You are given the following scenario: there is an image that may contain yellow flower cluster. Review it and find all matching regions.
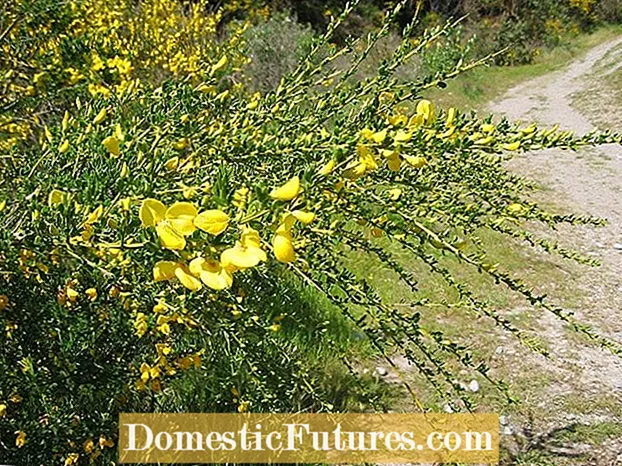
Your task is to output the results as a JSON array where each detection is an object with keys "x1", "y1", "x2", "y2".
[
  {"x1": 138, "y1": 175, "x2": 317, "y2": 293},
  {"x1": 337, "y1": 100, "x2": 435, "y2": 180}
]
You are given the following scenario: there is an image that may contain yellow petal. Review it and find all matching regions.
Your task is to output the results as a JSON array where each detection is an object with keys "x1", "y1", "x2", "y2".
[
  {"x1": 291, "y1": 210, "x2": 315, "y2": 224},
  {"x1": 343, "y1": 161, "x2": 366, "y2": 180},
  {"x1": 403, "y1": 155, "x2": 427, "y2": 168},
  {"x1": 269, "y1": 176, "x2": 301, "y2": 201},
  {"x1": 221, "y1": 245, "x2": 266, "y2": 271},
  {"x1": 357, "y1": 144, "x2": 378, "y2": 170},
  {"x1": 273, "y1": 232, "x2": 296, "y2": 263},
  {"x1": 318, "y1": 159, "x2": 336, "y2": 176},
  {"x1": 201, "y1": 268, "x2": 233, "y2": 290},
  {"x1": 58, "y1": 140, "x2": 70, "y2": 153},
  {"x1": 102, "y1": 135, "x2": 120, "y2": 157},
  {"x1": 139, "y1": 199, "x2": 166, "y2": 227},
  {"x1": 165, "y1": 156, "x2": 179, "y2": 171},
  {"x1": 277, "y1": 213, "x2": 297, "y2": 233},
  {"x1": 211, "y1": 55, "x2": 228, "y2": 74},
  {"x1": 371, "y1": 129, "x2": 387, "y2": 143},
  {"x1": 446, "y1": 107, "x2": 456, "y2": 127},
  {"x1": 84, "y1": 205, "x2": 103, "y2": 225},
  {"x1": 165, "y1": 202, "x2": 198, "y2": 236},
  {"x1": 190, "y1": 258, "x2": 233, "y2": 290},
  {"x1": 416, "y1": 99, "x2": 434, "y2": 123},
  {"x1": 175, "y1": 266, "x2": 202, "y2": 291},
  {"x1": 93, "y1": 108, "x2": 107, "y2": 124},
  {"x1": 194, "y1": 210, "x2": 229, "y2": 235},
  {"x1": 394, "y1": 130, "x2": 413, "y2": 143},
  {"x1": 48, "y1": 189, "x2": 65, "y2": 207},
  {"x1": 474, "y1": 135, "x2": 494, "y2": 145},
  {"x1": 507, "y1": 203, "x2": 523, "y2": 214},
  {"x1": 502, "y1": 141, "x2": 521, "y2": 151},
  {"x1": 153, "y1": 261, "x2": 179, "y2": 281},
  {"x1": 240, "y1": 226, "x2": 262, "y2": 249},
  {"x1": 156, "y1": 222, "x2": 186, "y2": 250}
]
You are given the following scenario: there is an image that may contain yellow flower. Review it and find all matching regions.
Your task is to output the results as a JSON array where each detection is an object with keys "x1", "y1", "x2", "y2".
[
  {"x1": 416, "y1": 99, "x2": 435, "y2": 123},
  {"x1": 273, "y1": 231, "x2": 295, "y2": 263},
  {"x1": 155, "y1": 222, "x2": 186, "y2": 250},
  {"x1": 66, "y1": 287, "x2": 79, "y2": 303},
  {"x1": 153, "y1": 261, "x2": 179, "y2": 281},
  {"x1": 403, "y1": 155, "x2": 427, "y2": 168},
  {"x1": 318, "y1": 159, "x2": 335, "y2": 176},
  {"x1": 211, "y1": 55, "x2": 228, "y2": 74},
  {"x1": 481, "y1": 123, "x2": 495, "y2": 133},
  {"x1": 48, "y1": 189, "x2": 66, "y2": 207},
  {"x1": 139, "y1": 199, "x2": 166, "y2": 227},
  {"x1": 189, "y1": 257, "x2": 233, "y2": 290},
  {"x1": 269, "y1": 176, "x2": 301, "y2": 201},
  {"x1": 291, "y1": 210, "x2": 315, "y2": 224},
  {"x1": 382, "y1": 149, "x2": 401, "y2": 171},
  {"x1": 393, "y1": 130, "x2": 413, "y2": 143},
  {"x1": 134, "y1": 313, "x2": 147, "y2": 338},
  {"x1": 474, "y1": 135, "x2": 494, "y2": 145},
  {"x1": 165, "y1": 202, "x2": 198, "y2": 236},
  {"x1": 502, "y1": 141, "x2": 521, "y2": 151},
  {"x1": 153, "y1": 301, "x2": 167, "y2": 314},
  {"x1": 85, "y1": 288, "x2": 97, "y2": 301},
  {"x1": 102, "y1": 135, "x2": 120, "y2": 157},
  {"x1": 165, "y1": 156, "x2": 179, "y2": 171},
  {"x1": 140, "y1": 200, "x2": 197, "y2": 250},
  {"x1": 446, "y1": 107, "x2": 456, "y2": 127},
  {"x1": 0, "y1": 403, "x2": 6, "y2": 417},
  {"x1": 58, "y1": 139, "x2": 70, "y2": 153},
  {"x1": 175, "y1": 265, "x2": 202, "y2": 292},
  {"x1": 140, "y1": 362, "x2": 151, "y2": 382},
  {"x1": 84, "y1": 205, "x2": 103, "y2": 225},
  {"x1": 83, "y1": 439, "x2": 94, "y2": 454},
  {"x1": 371, "y1": 129, "x2": 387, "y2": 143},
  {"x1": 194, "y1": 210, "x2": 229, "y2": 235},
  {"x1": 221, "y1": 244, "x2": 267, "y2": 272},
  {"x1": 358, "y1": 144, "x2": 378, "y2": 171},
  {"x1": 507, "y1": 203, "x2": 524, "y2": 214},
  {"x1": 64, "y1": 453, "x2": 79, "y2": 466},
  {"x1": 388, "y1": 188, "x2": 402, "y2": 200},
  {"x1": 388, "y1": 113, "x2": 408, "y2": 126},
  {"x1": 521, "y1": 124, "x2": 536, "y2": 135},
  {"x1": 93, "y1": 108, "x2": 107, "y2": 125},
  {"x1": 343, "y1": 160, "x2": 366, "y2": 180},
  {"x1": 99, "y1": 435, "x2": 114, "y2": 449},
  {"x1": 0, "y1": 295, "x2": 7, "y2": 311},
  {"x1": 15, "y1": 430, "x2": 26, "y2": 448},
  {"x1": 62, "y1": 110, "x2": 70, "y2": 132}
]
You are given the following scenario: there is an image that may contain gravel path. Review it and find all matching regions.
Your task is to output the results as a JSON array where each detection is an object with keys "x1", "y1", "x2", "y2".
[{"x1": 487, "y1": 37, "x2": 622, "y2": 464}]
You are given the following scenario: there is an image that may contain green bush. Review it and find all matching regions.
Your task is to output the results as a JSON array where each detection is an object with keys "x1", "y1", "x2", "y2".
[{"x1": 243, "y1": 12, "x2": 318, "y2": 92}]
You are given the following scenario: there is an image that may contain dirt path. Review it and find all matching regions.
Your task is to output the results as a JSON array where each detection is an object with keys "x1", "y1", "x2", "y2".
[{"x1": 487, "y1": 38, "x2": 622, "y2": 464}]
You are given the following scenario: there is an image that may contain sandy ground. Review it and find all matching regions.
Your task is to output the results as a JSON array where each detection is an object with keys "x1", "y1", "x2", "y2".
[{"x1": 486, "y1": 37, "x2": 622, "y2": 464}]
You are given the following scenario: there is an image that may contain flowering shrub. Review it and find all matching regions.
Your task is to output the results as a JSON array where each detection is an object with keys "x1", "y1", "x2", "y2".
[{"x1": 1, "y1": 0, "x2": 621, "y2": 464}]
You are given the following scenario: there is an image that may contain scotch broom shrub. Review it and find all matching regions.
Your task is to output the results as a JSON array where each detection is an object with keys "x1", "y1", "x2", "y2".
[{"x1": 1, "y1": 0, "x2": 621, "y2": 464}]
